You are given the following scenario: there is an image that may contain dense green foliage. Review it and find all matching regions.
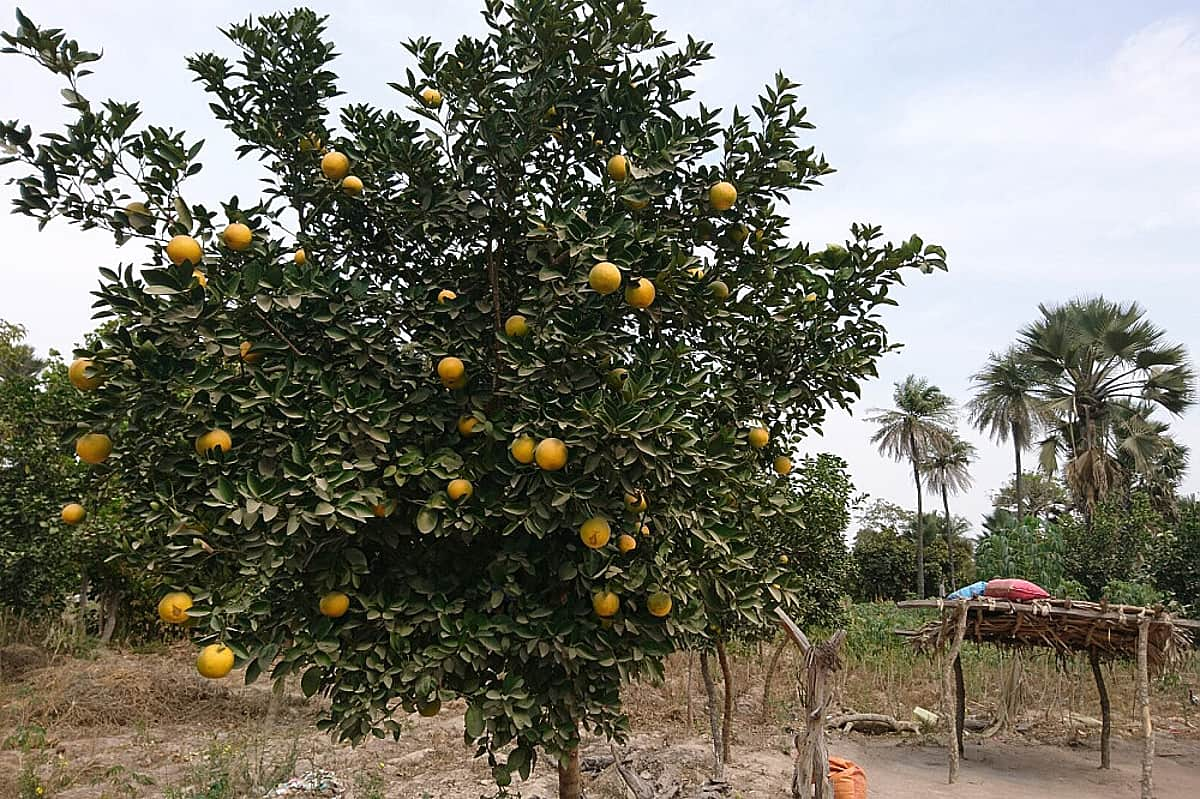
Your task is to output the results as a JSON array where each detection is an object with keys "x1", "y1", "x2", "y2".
[
  {"x1": 1149, "y1": 497, "x2": 1200, "y2": 613},
  {"x1": 1059, "y1": 491, "x2": 1162, "y2": 600},
  {"x1": 1, "y1": 1, "x2": 945, "y2": 784},
  {"x1": 974, "y1": 516, "x2": 1080, "y2": 598},
  {"x1": 850, "y1": 500, "x2": 973, "y2": 600}
]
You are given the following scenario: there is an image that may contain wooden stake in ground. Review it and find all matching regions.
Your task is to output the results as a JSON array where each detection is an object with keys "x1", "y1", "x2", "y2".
[
  {"x1": 943, "y1": 601, "x2": 969, "y2": 785},
  {"x1": 1137, "y1": 619, "x2": 1153, "y2": 799},
  {"x1": 1089, "y1": 648, "x2": 1111, "y2": 769}
]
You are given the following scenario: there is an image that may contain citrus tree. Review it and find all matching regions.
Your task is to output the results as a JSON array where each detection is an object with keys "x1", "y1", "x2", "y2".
[{"x1": 1, "y1": 2, "x2": 945, "y2": 794}]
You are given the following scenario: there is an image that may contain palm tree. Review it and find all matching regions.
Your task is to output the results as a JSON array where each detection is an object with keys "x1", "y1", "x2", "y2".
[
  {"x1": 923, "y1": 435, "x2": 977, "y2": 589},
  {"x1": 868, "y1": 375, "x2": 955, "y2": 597},
  {"x1": 967, "y1": 346, "x2": 1044, "y2": 521},
  {"x1": 1019, "y1": 298, "x2": 1195, "y2": 516}
]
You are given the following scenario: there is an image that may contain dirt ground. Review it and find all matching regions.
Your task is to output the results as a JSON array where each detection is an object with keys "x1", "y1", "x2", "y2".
[{"x1": 2, "y1": 645, "x2": 1199, "y2": 798}]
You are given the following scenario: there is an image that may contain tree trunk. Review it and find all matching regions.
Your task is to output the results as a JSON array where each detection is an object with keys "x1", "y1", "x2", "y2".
[
  {"x1": 699, "y1": 651, "x2": 724, "y2": 780},
  {"x1": 954, "y1": 653, "x2": 966, "y2": 756},
  {"x1": 944, "y1": 602, "x2": 969, "y2": 784},
  {"x1": 910, "y1": 430, "x2": 925, "y2": 599},
  {"x1": 686, "y1": 650, "x2": 695, "y2": 729},
  {"x1": 1013, "y1": 431, "x2": 1024, "y2": 521},
  {"x1": 1137, "y1": 620, "x2": 1153, "y2": 799},
  {"x1": 98, "y1": 590, "x2": 121, "y2": 645},
  {"x1": 1089, "y1": 649, "x2": 1111, "y2": 769},
  {"x1": 716, "y1": 640, "x2": 735, "y2": 765},
  {"x1": 77, "y1": 569, "x2": 90, "y2": 638},
  {"x1": 761, "y1": 636, "x2": 787, "y2": 722},
  {"x1": 557, "y1": 746, "x2": 581, "y2": 799},
  {"x1": 942, "y1": 484, "x2": 956, "y2": 590}
]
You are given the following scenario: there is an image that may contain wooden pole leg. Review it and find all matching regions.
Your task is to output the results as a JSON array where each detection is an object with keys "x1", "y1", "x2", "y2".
[{"x1": 1089, "y1": 649, "x2": 1111, "y2": 770}]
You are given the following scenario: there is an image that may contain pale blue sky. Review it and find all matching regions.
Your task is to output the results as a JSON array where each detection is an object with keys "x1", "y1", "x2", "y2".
[{"x1": 2, "y1": 1, "x2": 1198, "y2": 533}]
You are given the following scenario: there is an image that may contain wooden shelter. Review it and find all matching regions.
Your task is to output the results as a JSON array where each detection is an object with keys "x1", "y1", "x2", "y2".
[{"x1": 895, "y1": 598, "x2": 1198, "y2": 799}]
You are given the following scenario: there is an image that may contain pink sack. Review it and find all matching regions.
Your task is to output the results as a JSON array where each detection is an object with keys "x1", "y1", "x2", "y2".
[{"x1": 985, "y1": 578, "x2": 1050, "y2": 602}]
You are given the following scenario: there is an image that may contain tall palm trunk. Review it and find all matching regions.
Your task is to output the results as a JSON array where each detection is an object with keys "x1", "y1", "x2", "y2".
[
  {"x1": 941, "y1": 484, "x2": 955, "y2": 589},
  {"x1": 909, "y1": 429, "x2": 925, "y2": 599},
  {"x1": 1012, "y1": 422, "x2": 1023, "y2": 521}
]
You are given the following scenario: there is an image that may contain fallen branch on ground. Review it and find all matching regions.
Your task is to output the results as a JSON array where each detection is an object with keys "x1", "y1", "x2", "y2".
[{"x1": 826, "y1": 713, "x2": 920, "y2": 734}]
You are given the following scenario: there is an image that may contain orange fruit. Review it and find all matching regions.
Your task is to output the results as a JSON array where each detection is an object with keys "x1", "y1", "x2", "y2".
[
  {"x1": 534, "y1": 437, "x2": 567, "y2": 471},
  {"x1": 68, "y1": 358, "x2": 104, "y2": 390},
  {"x1": 321, "y1": 151, "x2": 350, "y2": 180},
  {"x1": 437, "y1": 289, "x2": 457, "y2": 304},
  {"x1": 195, "y1": 429, "x2": 233, "y2": 457},
  {"x1": 639, "y1": 524, "x2": 650, "y2": 536},
  {"x1": 298, "y1": 133, "x2": 322, "y2": 152},
  {"x1": 447, "y1": 478, "x2": 473, "y2": 501},
  {"x1": 124, "y1": 201, "x2": 153, "y2": 230},
  {"x1": 709, "y1": 280, "x2": 730, "y2": 301},
  {"x1": 437, "y1": 357, "x2": 465, "y2": 386},
  {"x1": 319, "y1": 592, "x2": 350, "y2": 618},
  {"x1": 580, "y1": 516, "x2": 611, "y2": 549},
  {"x1": 625, "y1": 277, "x2": 655, "y2": 309},
  {"x1": 61, "y1": 503, "x2": 86, "y2": 525},
  {"x1": 606, "y1": 155, "x2": 628, "y2": 181},
  {"x1": 341, "y1": 175, "x2": 363, "y2": 195},
  {"x1": 166, "y1": 235, "x2": 203, "y2": 266},
  {"x1": 221, "y1": 223, "x2": 252, "y2": 251},
  {"x1": 709, "y1": 181, "x2": 737, "y2": 211},
  {"x1": 157, "y1": 591, "x2": 193, "y2": 625},
  {"x1": 457, "y1": 416, "x2": 482, "y2": 436},
  {"x1": 617, "y1": 534, "x2": 637, "y2": 553},
  {"x1": 510, "y1": 436, "x2": 536, "y2": 464},
  {"x1": 749, "y1": 427, "x2": 769, "y2": 449},
  {"x1": 624, "y1": 491, "x2": 647, "y2": 513},
  {"x1": 504, "y1": 314, "x2": 528, "y2": 337},
  {"x1": 588, "y1": 262, "x2": 622, "y2": 295},
  {"x1": 592, "y1": 591, "x2": 619, "y2": 618},
  {"x1": 75, "y1": 433, "x2": 112, "y2": 464},
  {"x1": 420, "y1": 87, "x2": 443, "y2": 107},
  {"x1": 196, "y1": 644, "x2": 234, "y2": 679},
  {"x1": 372, "y1": 503, "x2": 391, "y2": 518},
  {"x1": 774, "y1": 456, "x2": 793, "y2": 475},
  {"x1": 647, "y1": 592, "x2": 672, "y2": 617},
  {"x1": 294, "y1": 248, "x2": 307, "y2": 265},
  {"x1": 779, "y1": 554, "x2": 790, "y2": 564}
]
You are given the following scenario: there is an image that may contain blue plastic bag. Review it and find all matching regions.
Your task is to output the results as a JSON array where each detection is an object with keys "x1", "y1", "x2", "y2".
[{"x1": 946, "y1": 580, "x2": 987, "y2": 601}]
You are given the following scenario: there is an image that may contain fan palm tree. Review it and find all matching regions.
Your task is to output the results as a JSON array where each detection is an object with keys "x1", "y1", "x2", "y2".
[
  {"x1": 967, "y1": 346, "x2": 1045, "y2": 521},
  {"x1": 868, "y1": 375, "x2": 956, "y2": 597},
  {"x1": 1019, "y1": 298, "x2": 1195, "y2": 517},
  {"x1": 923, "y1": 435, "x2": 977, "y2": 588}
]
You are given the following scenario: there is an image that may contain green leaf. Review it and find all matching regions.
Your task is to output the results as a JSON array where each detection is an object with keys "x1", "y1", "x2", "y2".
[{"x1": 300, "y1": 667, "x2": 323, "y2": 698}]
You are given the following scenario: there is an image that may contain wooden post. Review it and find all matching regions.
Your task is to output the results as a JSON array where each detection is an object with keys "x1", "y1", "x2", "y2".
[
  {"x1": 1089, "y1": 649, "x2": 1111, "y2": 769},
  {"x1": 953, "y1": 653, "x2": 966, "y2": 757},
  {"x1": 557, "y1": 746, "x2": 581, "y2": 799},
  {"x1": 944, "y1": 602, "x2": 969, "y2": 784},
  {"x1": 1137, "y1": 620, "x2": 1153, "y2": 799}
]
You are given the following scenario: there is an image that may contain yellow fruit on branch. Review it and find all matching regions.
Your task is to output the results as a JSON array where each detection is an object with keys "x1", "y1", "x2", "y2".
[
  {"x1": 778, "y1": 554, "x2": 790, "y2": 565},
  {"x1": 321, "y1": 151, "x2": 350, "y2": 180},
  {"x1": 319, "y1": 591, "x2": 350, "y2": 618},
  {"x1": 437, "y1": 356, "x2": 465, "y2": 386},
  {"x1": 625, "y1": 277, "x2": 655, "y2": 309},
  {"x1": 639, "y1": 524, "x2": 650, "y2": 536},
  {"x1": 294, "y1": 248, "x2": 307, "y2": 265},
  {"x1": 447, "y1": 478, "x2": 474, "y2": 501},
  {"x1": 504, "y1": 314, "x2": 528, "y2": 337},
  {"x1": 623, "y1": 491, "x2": 647, "y2": 513},
  {"x1": 647, "y1": 592, "x2": 673, "y2": 617},
  {"x1": 195, "y1": 429, "x2": 233, "y2": 457},
  {"x1": 580, "y1": 516, "x2": 611, "y2": 549},
  {"x1": 166, "y1": 234, "x2": 203, "y2": 266},
  {"x1": 605, "y1": 368, "x2": 629, "y2": 389},
  {"x1": 457, "y1": 416, "x2": 482, "y2": 436},
  {"x1": 510, "y1": 436, "x2": 536, "y2": 464},
  {"x1": 709, "y1": 181, "x2": 737, "y2": 211},
  {"x1": 617, "y1": 534, "x2": 637, "y2": 553},
  {"x1": 61, "y1": 502, "x2": 86, "y2": 525},
  {"x1": 157, "y1": 591, "x2": 193, "y2": 625},
  {"x1": 75, "y1": 432, "x2": 112, "y2": 464},
  {"x1": 588, "y1": 261, "x2": 622, "y2": 295},
  {"x1": 420, "y1": 87, "x2": 443, "y2": 107},
  {"x1": 774, "y1": 456, "x2": 793, "y2": 475},
  {"x1": 221, "y1": 222, "x2": 252, "y2": 251},
  {"x1": 341, "y1": 175, "x2": 363, "y2": 195},
  {"x1": 239, "y1": 341, "x2": 262, "y2": 364},
  {"x1": 728, "y1": 224, "x2": 749, "y2": 244},
  {"x1": 592, "y1": 591, "x2": 619, "y2": 618},
  {"x1": 606, "y1": 154, "x2": 628, "y2": 181},
  {"x1": 298, "y1": 133, "x2": 322, "y2": 152},
  {"x1": 534, "y1": 437, "x2": 567, "y2": 471},
  {"x1": 709, "y1": 280, "x2": 730, "y2": 301},
  {"x1": 437, "y1": 289, "x2": 457, "y2": 304},
  {"x1": 124, "y1": 201, "x2": 154, "y2": 230},
  {"x1": 196, "y1": 643, "x2": 235, "y2": 679},
  {"x1": 68, "y1": 358, "x2": 104, "y2": 390},
  {"x1": 748, "y1": 427, "x2": 770, "y2": 449},
  {"x1": 805, "y1": 292, "x2": 818, "y2": 303}
]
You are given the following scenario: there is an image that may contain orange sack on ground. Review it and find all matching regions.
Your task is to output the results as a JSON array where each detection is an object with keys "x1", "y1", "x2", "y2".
[{"x1": 828, "y1": 756, "x2": 867, "y2": 799}]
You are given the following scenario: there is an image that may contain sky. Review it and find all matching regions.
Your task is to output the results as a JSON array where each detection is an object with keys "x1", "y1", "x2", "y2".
[{"x1": 1, "y1": 0, "x2": 1198, "y2": 536}]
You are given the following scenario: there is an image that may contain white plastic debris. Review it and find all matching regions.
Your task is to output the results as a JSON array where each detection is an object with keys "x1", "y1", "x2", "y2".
[{"x1": 263, "y1": 769, "x2": 344, "y2": 798}]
